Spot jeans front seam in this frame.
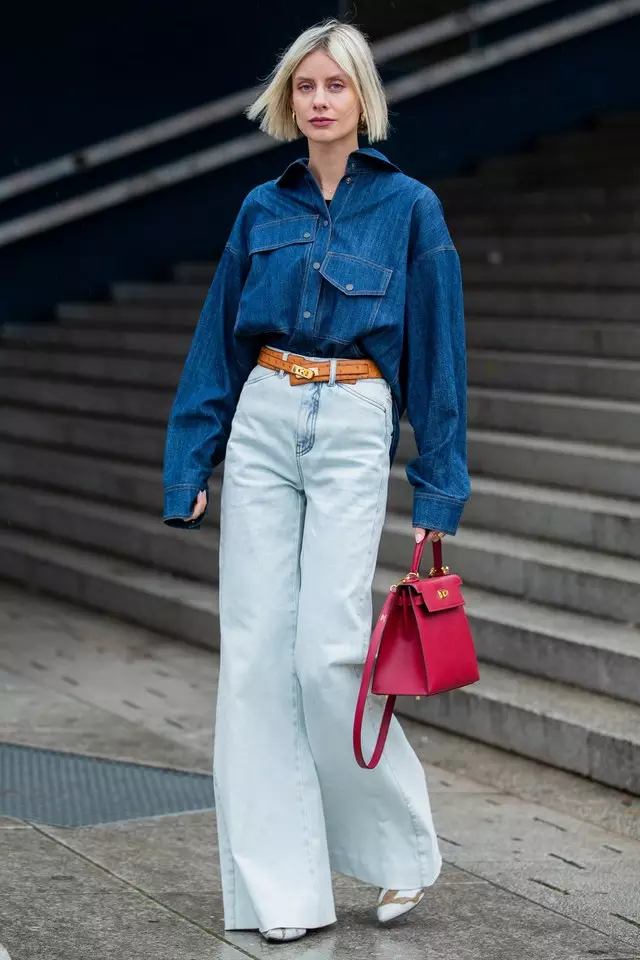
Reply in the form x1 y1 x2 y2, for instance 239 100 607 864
291 491 318 890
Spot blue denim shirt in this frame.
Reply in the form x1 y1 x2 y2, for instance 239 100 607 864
163 144 471 535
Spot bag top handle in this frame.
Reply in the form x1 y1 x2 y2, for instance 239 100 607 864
411 535 444 578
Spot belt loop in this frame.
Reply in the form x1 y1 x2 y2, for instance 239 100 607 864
328 358 337 387
280 350 289 377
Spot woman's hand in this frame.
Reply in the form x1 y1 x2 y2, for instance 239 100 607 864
184 490 207 523
414 527 446 543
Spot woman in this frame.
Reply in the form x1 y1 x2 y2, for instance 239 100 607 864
162 17 471 943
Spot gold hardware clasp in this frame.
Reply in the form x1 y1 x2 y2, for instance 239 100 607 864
429 565 450 577
437 588 449 599
291 364 319 380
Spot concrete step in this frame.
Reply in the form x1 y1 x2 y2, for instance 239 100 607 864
4 376 638 448
0 373 173 423
458 584 640 705
0 345 183 388
453 212 640 234
0 439 163 512
111 283 210 306
396 654 640 794
466 317 640 358
442 184 640 210
387 467 640 561
0 525 637 793
467 349 640 401
0 528 220 648
481 148 640 175
0 481 217 583
2 436 637 562
463 261 640 289
465 287 640 321
456 234 640 261
466 428 640 500
1 323 192 357
0 404 165 463
56 301 199 328
466 387 640 447
2 476 639 705
3 402 639 500
379 513 640 626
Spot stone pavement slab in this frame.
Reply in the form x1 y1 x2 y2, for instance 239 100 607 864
1 583 639 959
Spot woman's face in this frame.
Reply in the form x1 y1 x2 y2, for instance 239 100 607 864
290 49 361 143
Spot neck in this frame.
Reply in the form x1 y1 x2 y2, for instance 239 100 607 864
306 136 359 197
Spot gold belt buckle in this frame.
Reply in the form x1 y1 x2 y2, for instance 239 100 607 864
291 363 319 380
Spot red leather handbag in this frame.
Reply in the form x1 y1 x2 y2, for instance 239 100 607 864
353 535 479 769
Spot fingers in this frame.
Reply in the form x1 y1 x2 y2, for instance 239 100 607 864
187 490 207 521
414 527 446 542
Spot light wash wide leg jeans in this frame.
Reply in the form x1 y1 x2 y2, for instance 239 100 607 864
213 347 442 931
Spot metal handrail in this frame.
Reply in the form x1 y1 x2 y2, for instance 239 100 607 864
0 0 563 205
0 0 638 249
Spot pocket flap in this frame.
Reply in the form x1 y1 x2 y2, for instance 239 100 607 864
249 216 318 253
412 574 466 612
320 252 392 296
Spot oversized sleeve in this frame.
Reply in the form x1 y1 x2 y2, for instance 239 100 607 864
162 196 257 529
402 188 472 535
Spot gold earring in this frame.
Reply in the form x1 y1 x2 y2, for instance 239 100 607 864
358 112 366 131
292 110 296 124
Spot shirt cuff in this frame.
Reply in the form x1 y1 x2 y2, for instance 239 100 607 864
163 484 207 529
412 493 465 536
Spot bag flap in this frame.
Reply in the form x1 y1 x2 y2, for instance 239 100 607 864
249 216 318 253
411 574 465 612
320 251 392 296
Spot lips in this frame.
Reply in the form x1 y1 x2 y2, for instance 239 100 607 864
310 118 334 124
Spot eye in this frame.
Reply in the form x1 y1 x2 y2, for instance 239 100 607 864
330 82 344 90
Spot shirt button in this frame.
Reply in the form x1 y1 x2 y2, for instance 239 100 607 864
346 283 354 290
303 311 311 318
323 220 329 226
345 177 351 183
313 262 320 269
303 232 311 238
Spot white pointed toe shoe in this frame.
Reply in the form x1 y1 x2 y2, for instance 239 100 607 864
376 887 425 923
259 927 307 942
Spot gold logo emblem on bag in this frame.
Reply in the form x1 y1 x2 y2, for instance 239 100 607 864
437 589 449 598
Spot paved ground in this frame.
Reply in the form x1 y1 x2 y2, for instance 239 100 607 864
0 581 638 960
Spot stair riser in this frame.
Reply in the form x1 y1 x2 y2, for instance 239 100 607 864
468 355 640 401
379 527 640 624
467 320 640 358
2 441 637 562
397 688 639 794
454 214 640 233
463 263 640 288
466 289 640 321
457 236 640 260
386 472 640 560
2 538 637 794
0 349 183 387
467 393 640 447
4 378 637 449
2 326 192 356
6 321 637 359
58 304 199 326
483 149 640 171
467 433 640 500
0 486 217 583
0 408 165 464
0 544 220 651
466 615 640 705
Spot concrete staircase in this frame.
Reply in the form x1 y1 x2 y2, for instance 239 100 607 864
2 111 640 794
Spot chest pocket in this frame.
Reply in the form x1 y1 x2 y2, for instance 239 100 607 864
248 216 319 253
318 251 393 341
238 216 319 338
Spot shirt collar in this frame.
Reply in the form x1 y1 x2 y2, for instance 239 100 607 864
275 145 401 187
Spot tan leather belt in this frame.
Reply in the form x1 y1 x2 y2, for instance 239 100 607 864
257 345 383 386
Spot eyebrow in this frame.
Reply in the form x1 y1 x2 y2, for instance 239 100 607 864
294 74 346 82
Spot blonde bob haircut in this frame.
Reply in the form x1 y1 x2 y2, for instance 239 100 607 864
245 18 390 144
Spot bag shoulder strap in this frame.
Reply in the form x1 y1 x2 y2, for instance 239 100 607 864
353 586 399 769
